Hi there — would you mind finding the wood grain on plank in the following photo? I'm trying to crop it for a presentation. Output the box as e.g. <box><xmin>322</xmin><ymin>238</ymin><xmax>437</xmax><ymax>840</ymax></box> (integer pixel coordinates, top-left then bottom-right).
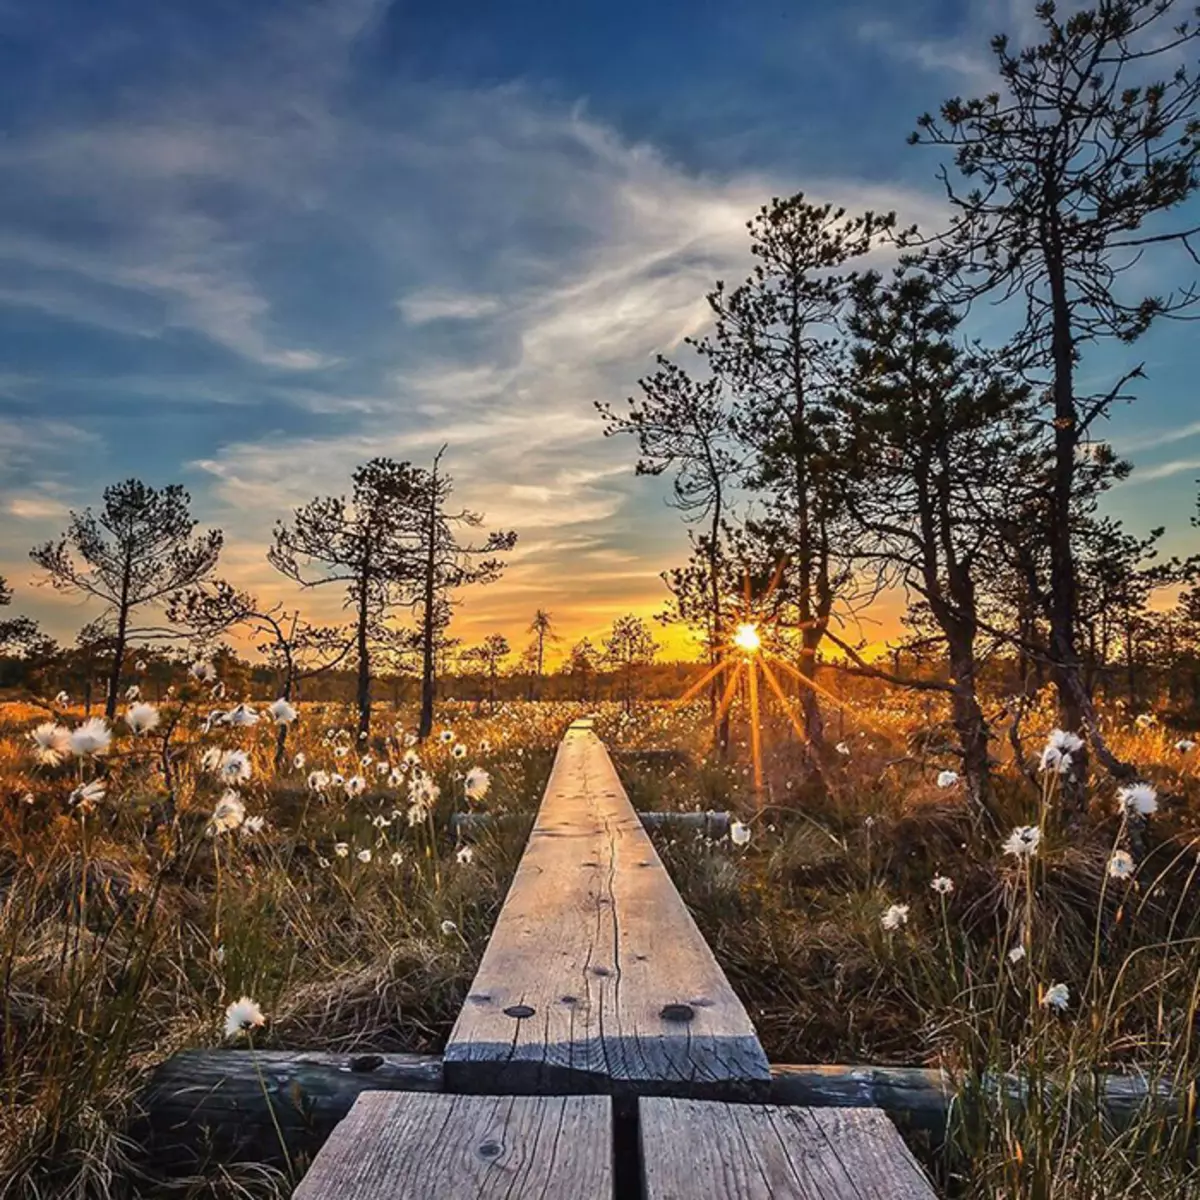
<box><xmin>639</xmin><ymin>1099</ymin><xmax>937</xmax><ymax>1199</ymax></box>
<box><xmin>444</xmin><ymin>720</ymin><xmax>770</xmax><ymax>1098</ymax></box>
<box><xmin>293</xmin><ymin>1092</ymin><xmax>611</xmax><ymax>1199</ymax></box>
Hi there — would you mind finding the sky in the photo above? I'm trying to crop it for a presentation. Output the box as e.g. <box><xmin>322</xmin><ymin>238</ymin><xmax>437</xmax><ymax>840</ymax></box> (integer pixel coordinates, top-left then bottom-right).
<box><xmin>0</xmin><ymin>0</ymin><xmax>1197</xmax><ymax>665</ymax></box>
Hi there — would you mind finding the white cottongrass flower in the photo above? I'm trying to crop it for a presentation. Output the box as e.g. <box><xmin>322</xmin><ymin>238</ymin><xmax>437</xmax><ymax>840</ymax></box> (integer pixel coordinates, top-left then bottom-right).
<box><xmin>125</xmin><ymin>702</ymin><xmax>160</xmax><ymax>735</ymax></box>
<box><xmin>835</xmin><ymin>742</ymin><xmax>851</xmax><ymax>756</ymax></box>
<box><xmin>439</xmin><ymin>730</ymin><xmax>454</xmax><ymax>744</ymax></box>
<box><xmin>334</xmin><ymin>842</ymin><xmax>350</xmax><ymax>859</ymax></box>
<box><xmin>317</xmin><ymin>855</ymin><xmax>331</xmax><ymax>869</ymax></box>
<box><xmin>210</xmin><ymin>790</ymin><xmax>246</xmax><ymax>835</ymax></box>
<box><xmin>1175</xmin><ymin>739</ymin><xmax>1196</xmax><ymax>754</ymax></box>
<box><xmin>226</xmin><ymin>703</ymin><xmax>259</xmax><ymax>728</ymax></box>
<box><xmin>224</xmin><ymin>997</ymin><xmax>265</xmax><ymax>1039</ymax></box>
<box><xmin>376</xmin><ymin>761</ymin><xmax>390</xmax><ymax>775</ymax></box>
<box><xmin>1041</xmin><ymin>982</ymin><xmax>1071</xmax><ymax>1011</ymax></box>
<box><xmin>390</xmin><ymin>851</ymin><xmax>404</xmax><ymax>866</ymax></box>
<box><xmin>1108</xmin><ymin>850</ymin><xmax>1135</xmax><ymax>880</ymax></box>
<box><xmin>69</xmin><ymin>718</ymin><xmax>112</xmax><ymax>757</ymax></box>
<box><xmin>1007</xmin><ymin>944</ymin><xmax>1027</xmax><ymax>964</ymax></box>
<box><xmin>190</xmin><ymin>661</ymin><xmax>216</xmax><ymax>684</ymax></box>
<box><xmin>307</xmin><ymin>770</ymin><xmax>330</xmax><ymax>792</ymax></box>
<box><xmin>465</xmin><ymin>767</ymin><xmax>491</xmax><ymax>802</ymax></box>
<box><xmin>345</xmin><ymin>775</ymin><xmax>367</xmax><ymax>798</ymax></box>
<box><xmin>211</xmin><ymin>681</ymin><xmax>227</xmax><ymax>700</ymax></box>
<box><xmin>1040</xmin><ymin>729</ymin><xmax>1084</xmax><ymax>775</ymax></box>
<box><xmin>1117</xmin><ymin>782</ymin><xmax>1158</xmax><ymax>817</ymax></box>
<box><xmin>201</xmin><ymin>710</ymin><xmax>228</xmax><ymax>733</ymax></box>
<box><xmin>930</xmin><ymin>874</ymin><xmax>955</xmax><ymax>895</ymax></box>
<box><xmin>881</xmin><ymin>903</ymin><xmax>910</xmax><ymax>931</ymax></box>
<box><xmin>452</xmin><ymin>743</ymin><xmax>467</xmax><ymax>760</ymax></box>
<box><xmin>293</xmin><ymin>752</ymin><xmax>306</xmax><ymax>770</ymax></box>
<box><xmin>29</xmin><ymin>722</ymin><xmax>71</xmax><ymax>765</ymax></box>
<box><xmin>54</xmin><ymin>690</ymin><xmax>70</xmax><ymax>705</ymax></box>
<box><xmin>218</xmin><ymin>749</ymin><xmax>252</xmax><ymax>785</ymax></box>
<box><xmin>936</xmin><ymin>770</ymin><xmax>959</xmax><ymax>789</ymax></box>
<box><xmin>403</xmin><ymin>749</ymin><xmax>420</xmax><ymax>767</ymax></box>
<box><xmin>456</xmin><ymin>844</ymin><xmax>475</xmax><ymax>866</ymax></box>
<box><xmin>125</xmin><ymin>684</ymin><xmax>140</xmax><ymax>701</ymax></box>
<box><xmin>729</xmin><ymin>820</ymin><xmax>751</xmax><ymax>847</ymax></box>
<box><xmin>334</xmin><ymin>745</ymin><xmax>349</xmax><ymax>759</ymax></box>
<box><xmin>267</xmin><ymin>698</ymin><xmax>298</xmax><ymax>725</ymax></box>
<box><xmin>201</xmin><ymin>747</ymin><xmax>222</xmax><ymax>772</ymax></box>
<box><xmin>440</xmin><ymin>920</ymin><xmax>458</xmax><ymax>935</ymax></box>
<box><xmin>330</xmin><ymin>772</ymin><xmax>345</xmax><ymax>789</ymax></box>
<box><xmin>69</xmin><ymin>779</ymin><xmax>107</xmax><ymax>812</ymax></box>
<box><xmin>1134</xmin><ymin>713</ymin><xmax>1157</xmax><ymax>729</ymax></box>
<box><xmin>356</xmin><ymin>848</ymin><xmax>372</xmax><ymax>864</ymax></box>
<box><xmin>243</xmin><ymin>815</ymin><xmax>266</xmax><ymax>835</ymax></box>
<box><xmin>1002</xmin><ymin>825</ymin><xmax>1041</xmax><ymax>859</ymax></box>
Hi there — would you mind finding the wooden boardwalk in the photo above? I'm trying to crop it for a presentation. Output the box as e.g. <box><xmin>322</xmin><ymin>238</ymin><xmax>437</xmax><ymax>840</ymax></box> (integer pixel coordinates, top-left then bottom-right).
<box><xmin>288</xmin><ymin>719</ymin><xmax>936</xmax><ymax>1197</ymax></box>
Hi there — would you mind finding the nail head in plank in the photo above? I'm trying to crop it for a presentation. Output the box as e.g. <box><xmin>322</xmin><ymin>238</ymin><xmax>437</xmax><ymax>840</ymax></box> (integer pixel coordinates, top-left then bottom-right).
<box><xmin>443</xmin><ymin>724</ymin><xmax>770</xmax><ymax>1098</ymax></box>
<box><xmin>293</xmin><ymin>1092</ymin><xmax>612</xmax><ymax>1200</ymax></box>
<box><xmin>639</xmin><ymin>1098</ymin><xmax>938</xmax><ymax>1199</ymax></box>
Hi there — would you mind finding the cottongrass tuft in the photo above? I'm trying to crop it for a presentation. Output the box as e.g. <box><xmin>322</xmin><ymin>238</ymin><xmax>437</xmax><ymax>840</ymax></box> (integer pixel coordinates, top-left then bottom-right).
<box><xmin>881</xmin><ymin>903</ymin><xmax>910</xmax><ymax>931</ymax></box>
<box><xmin>930</xmin><ymin>874</ymin><xmax>955</xmax><ymax>895</ymax></box>
<box><xmin>209</xmin><ymin>790</ymin><xmax>246</xmax><ymax>835</ymax></box>
<box><xmin>69</xmin><ymin>717</ymin><xmax>112</xmax><ymax>757</ymax></box>
<box><xmin>1002</xmin><ymin>825</ymin><xmax>1041</xmax><ymax>859</ymax></box>
<box><xmin>69</xmin><ymin>779</ymin><xmax>107</xmax><ymax>812</ymax></box>
<box><xmin>124</xmin><ymin>702</ymin><xmax>159</xmax><ymax>735</ymax></box>
<box><xmin>465</xmin><ymin>766</ymin><xmax>491</xmax><ymax>801</ymax></box>
<box><xmin>1040</xmin><ymin>981</ymin><xmax>1070</xmax><ymax>1011</ymax></box>
<box><xmin>1108</xmin><ymin>850</ymin><xmax>1135</xmax><ymax>880</ymax></box>
<box><xmin>29</xmin><ymin>721</ymin><xmax>71</xmax><ymax>765</ymax></box>
<box><xmin>936</xmin><ymin>770</ymin><xmax>959</xmax><ymax>788</ymax></box>
<box><xmin>1117</xmin><ymin>782</ymin><xmax>1158</xmax><ymax>817</ymax></box>
<box><xmin>267</xmin><ymin>698</ymin><xmax>298</xmax><ymax>725</ymax></box>
<box><xmin>729</xmin><ymin>820</ymin><xmax>751</xmax><ymax>847</ymax></box>
<box><xmin>223</xmin><ymin>996</ymin><xmax>265</xmax><ymax>1040</ymax></box>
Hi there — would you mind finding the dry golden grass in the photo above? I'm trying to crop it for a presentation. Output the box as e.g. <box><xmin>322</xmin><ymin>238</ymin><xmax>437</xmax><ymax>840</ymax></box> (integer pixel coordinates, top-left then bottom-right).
<box><xmin>2</xmin><ymin>681</ymin><xmax>1200</xmax><ymax>1197</ymax></box>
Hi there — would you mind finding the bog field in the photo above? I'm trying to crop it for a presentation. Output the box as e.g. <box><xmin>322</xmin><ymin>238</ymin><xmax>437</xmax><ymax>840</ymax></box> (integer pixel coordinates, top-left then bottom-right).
<box><xmin>2</xmin><ymin>684</ymin><xmax>1200</xmax><ymax>1198</ymax></box>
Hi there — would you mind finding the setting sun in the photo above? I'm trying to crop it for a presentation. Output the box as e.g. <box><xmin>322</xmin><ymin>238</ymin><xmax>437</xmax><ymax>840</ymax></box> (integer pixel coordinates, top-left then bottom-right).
<box><xmin>733</xmin><ymin>622</ymin><xmax>761</xmax><ymax>654</ymax></box>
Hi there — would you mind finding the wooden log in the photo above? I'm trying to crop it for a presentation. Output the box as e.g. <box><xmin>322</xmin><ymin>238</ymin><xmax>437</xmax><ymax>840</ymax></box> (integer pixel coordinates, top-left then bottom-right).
<box><xmin>443</xmin><ymin>719</ymin><xmax>771</xmax><ymax>1099</ymax></box>
<box><xmin>294</xmin><ymin>1092</ymin><xmax>612</xmax><ymax>1200</ymax></box>
<box><xmin>132</xmin><ymin>1049</ymin><xmax>441</xmax><ymax>1171</ymax></box>
<box><xmin>132</xmin><ymin>1050</ymin><xmax>1185</xmax><ymax>1172</ymax></box>
<box><xmin>639</xmin><ymin>1098</ymin><xmax>937</xmax><ymax>1199</ymax></box>
<box><xmin>451</xmin><ymin>809</ymin><xmax>731</xmax><ymax>837</ymax></box>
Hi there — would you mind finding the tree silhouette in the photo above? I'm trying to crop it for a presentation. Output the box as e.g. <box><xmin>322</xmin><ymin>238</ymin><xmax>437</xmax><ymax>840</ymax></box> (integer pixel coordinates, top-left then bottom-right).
<box><xmin>463</xmin><ymin>633</ymin><xmax>510</xmax><ymax>710</ymax></box>
<box><xmin>909</xmin><ymin>0</ymin><xmax>1200</xmax><ymax>797</ymax></box>
<box><xmin>604</xmin><ymin>615</ymin><xmax>658</xmax><ymax>712</ymax></box>
<box><xmin>599</xmin><ymin>359</ymin><xmax>738</xmax><ymax>742</ymax></box>
<box><xmin>839</xmin><ymin>265</ymin><xmax>1037</xmax><ymax>814</ymax></box>
<box><xmin>525</xmin><ymin>609</ymin><xmax>559</xmax><ymax>699</ymax></box>
<box><xmin>269</xmin><ymin>458</ymin><xmax>423</xmax><ymax>736</ymax></box>
<box><xmin>0</xmin><ymin>575</ymin><xmax>41</xmax><ymax>657</ymax></box>
<box><xmin>30</xmin><ymin>480</ymin><xmax>222</xmax><ymax>718</ymax></box>
<box><xmin>706</xmin><ymin>194</ymin><xmax>894</xmax><ymax>747</ymax></box>
<box><xmin>169</xmin><ymin>580</ymin><xmax>353</xmax><ymax>766</ymax></box>
<box><xmin>410</xmin><ymin>447</ymin><xmax>516</xmax><ymax>740</ymax></box>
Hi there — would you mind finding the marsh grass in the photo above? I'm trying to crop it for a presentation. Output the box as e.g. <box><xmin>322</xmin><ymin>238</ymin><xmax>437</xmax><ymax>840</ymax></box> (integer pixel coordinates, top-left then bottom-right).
<box><xmin>621</xmin><ymin>691</ymin><xmax>1200</xmax><ymax>1198</ymax></box>
<box><xmin>3</xmin><ymin>684</ymin><xmax>1200</xmax><ymax>1197</ymax></box>
<box><xmin>0</xmin><ymin>694</ymin><xmax>563</xmax><ymax>1198</ymax></box>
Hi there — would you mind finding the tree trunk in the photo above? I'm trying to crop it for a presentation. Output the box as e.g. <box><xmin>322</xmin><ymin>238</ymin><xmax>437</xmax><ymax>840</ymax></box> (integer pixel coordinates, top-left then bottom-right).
<box><xmin>105</xmin><ymin>604</ymin><xmax>129</xmax><ymax>720</ymax></box>
<box><xmin>355</xmin><ymin>571</ymin><xmax>371</xmax><ymax>739</ymax></box>
<box><xmin>417</xmin><ymin>471</ymin><xmax>439</xmax><ymax>741</ymax></box>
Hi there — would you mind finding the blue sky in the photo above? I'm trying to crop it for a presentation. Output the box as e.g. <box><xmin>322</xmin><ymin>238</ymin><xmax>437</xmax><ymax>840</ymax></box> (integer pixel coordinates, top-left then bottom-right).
<box><xmin>1</xmin><ymin>0</ymin><xmax>1196</xmax><ymax>658</ymax></box>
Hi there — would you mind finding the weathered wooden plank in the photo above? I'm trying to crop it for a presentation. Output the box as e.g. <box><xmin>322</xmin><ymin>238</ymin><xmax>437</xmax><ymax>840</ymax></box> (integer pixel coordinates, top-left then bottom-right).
<box><xmin>639</xmin><ymin>1098</ymin><xmax>937</xmax><ymax>1199</ymax></box>
<box><xmin>293</xmin><ymin>1092</ymin><xmax>612</xmax><ymax>1199</ymax></box>
<box><xmin>133</xmin><ymin>1050</ymin><xmax>442</xmax><ymax>1170</ymax></box>
<box><xmin>444</xmin><ymin>720</ymin><xmax>770</xmax><ymax>1098</ymax></box>
<box><xmin>452</xmin><ymin>809</ymin><xmax>732</xmax><ymax>836</ymax></box>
